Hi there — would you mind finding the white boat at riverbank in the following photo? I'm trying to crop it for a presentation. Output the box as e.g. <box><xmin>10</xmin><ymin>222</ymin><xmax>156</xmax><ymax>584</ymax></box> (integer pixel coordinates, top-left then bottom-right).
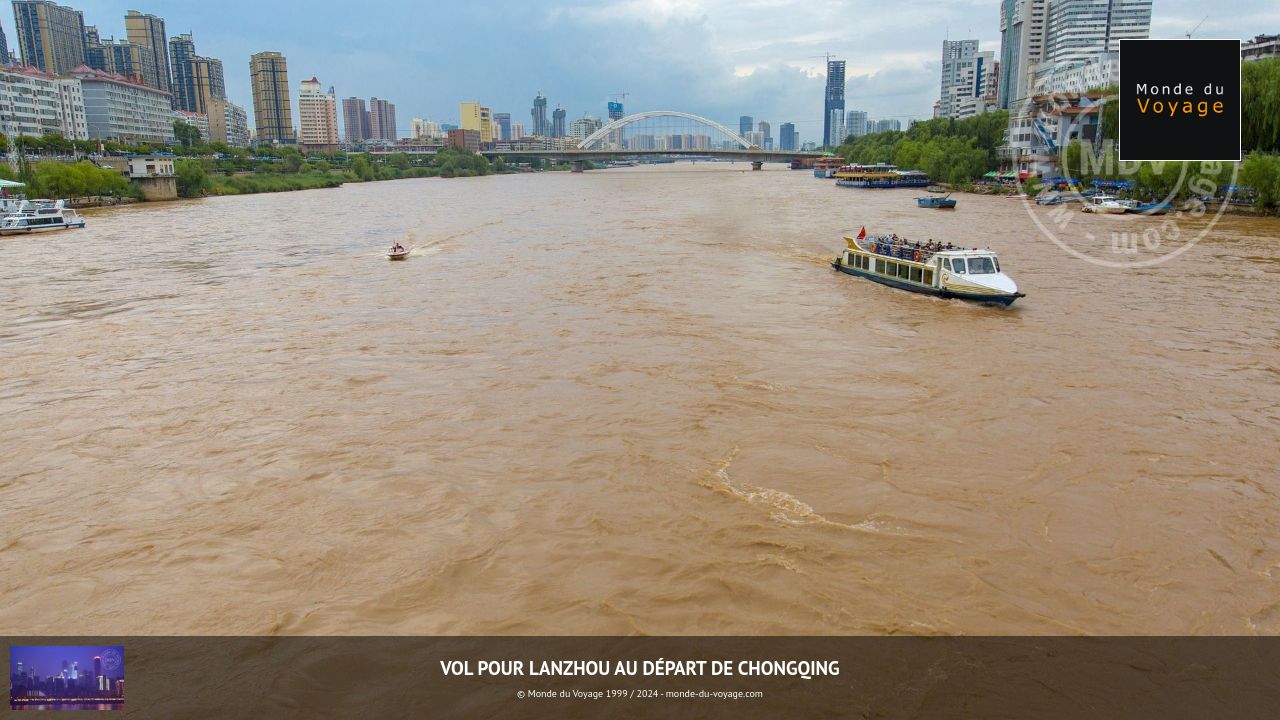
<box><xmin>1081</xmin><ymin>195</ymin><xmax>1135</xmax><ymax>214</ymax></box>
<box><xmin>0</xmin><ymin>199</ymin><xmax>86</xmax><ymax>235</ymax></box>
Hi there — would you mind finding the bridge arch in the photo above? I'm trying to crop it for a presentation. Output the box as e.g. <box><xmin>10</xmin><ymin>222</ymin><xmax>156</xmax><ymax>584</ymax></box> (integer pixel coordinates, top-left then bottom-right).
<box><xmin>577</xmin><ymin>111</ymin><xmax>759</xmax><ymax>150</ymax></box>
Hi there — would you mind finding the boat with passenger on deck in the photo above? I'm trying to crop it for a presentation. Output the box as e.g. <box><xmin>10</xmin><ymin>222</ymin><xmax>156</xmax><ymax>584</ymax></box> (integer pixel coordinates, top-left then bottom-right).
<box><xmin>0</xmin><ymin>199</ymin><xmax>86</xmax><ymax>235</ymax></box>
<box><xmin>813</xmin><ymin>157</ymin><xmax>843</xmax><ymax>178</ymax></box>
<box><xmin>831</xmin><ymin>228</ymin><xmax>1024</xmax><ymax>306</ymax></box>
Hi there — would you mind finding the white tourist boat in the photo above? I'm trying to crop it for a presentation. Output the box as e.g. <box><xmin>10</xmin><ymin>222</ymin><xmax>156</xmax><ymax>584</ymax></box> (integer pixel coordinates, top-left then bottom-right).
<box><xmin>1081</xmin><ymin>195</ymin><xmax>1135</xmax><ymax>214</ymax></box>
<box><xmin>832</xmin><ymin>230</ymin><xmax>1024</xmax><ymax>306</ymax></box>
<box><xmin>0</xmin><ymin>199</ymin><xmax>86</xmax><ymax>235</ymax></box>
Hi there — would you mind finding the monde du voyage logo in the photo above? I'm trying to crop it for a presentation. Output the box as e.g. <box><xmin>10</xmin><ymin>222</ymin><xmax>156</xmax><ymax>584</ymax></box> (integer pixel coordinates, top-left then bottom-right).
<box><xmin>1120</xmin><ymin>39</ymin><xmax>1242</xmax><ymax>162</ymax></box>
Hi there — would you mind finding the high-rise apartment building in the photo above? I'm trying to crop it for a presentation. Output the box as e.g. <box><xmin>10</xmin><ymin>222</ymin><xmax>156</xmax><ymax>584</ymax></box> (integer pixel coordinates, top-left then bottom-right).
<box><xmin>530</xmin><ymin>92</ymin><xmax>547</xmax><ymax>136</ymax></box>
<box><xmin>459</xmin><ymin>101</ymin><xmax>481</xmax><ymax>135</ymax></box>
<box><xmin>368</xmin><ymin>97</ymin><xmax>395</xmax><ymax>141</ymax></box>
<box><xmin>297</xmin><ymin>76</ymin><xmax>338</xmax><ymax>152</ymax></box>
<box><xmin>551</xmin><ymin>106</ymin><xmax>565</xmax><ymax>137</ymax></box>
<box><xmin>341</xmin><ymin>97</ymin><xmax>369</xmax><ymax>142</ymax></box>
<box><xmin>823</xmin><ymin>58</ymin><xmax>845</xmax><ymax>147</ymax></box>
<box><xmin>1044</xmin><ymin>0</ymin><xmax>1151</xmax><ymax>66</ymax></box>
<box><xmin>207</xmin><ymin>97</ymin><xmax>250</xmax><ymax>147</ymax></box>
<box><xmin>13</xmin><ymin>0</ymin><xmax>86</xmax><ymax>75</ymax></box>
<box><xmin>939</xmin><ymin>39</ymin><xmax>997</xmax><ymax>119</ymax></box>
<box><xmin>738</xmin><ymin>115</ymin><xmax>752</xmax><ymax>137</ymax></box>
<box><xmin>480</xmin><ymin>106</ymin><xmax>492</xmax><ymax>144</ymax></box>
<box><xmin>168</xmin><ymin>33</ymin><xmax>194</xmax><ymax>110</ymax></box>
<box><xmin>169</xmin><ymin>34</ymin><xmax>223</xmax><ymax>114</ymax></box>
<box><xmin>105</xmin><ymin>39</ymin><xmax>160</xmax><ymax>90</ymax></box>
<box><xmin>249</xmin><ymin>51</ymin><xmax>294</xmax><ymax>144</ymax></box>
<box><xmin>0</xmin><ymin>18</ymin><xmax>8</xmax><ymax>63</ymax></box>
<box><xmin>124</xmin><ymin>10</ymin><xmax>169</xmax><ymax>95</ymax></box>
<box><xmin>997</xmin><ymin>0</ymin><xmax>1048</xmax><ymax>108</ymax></box>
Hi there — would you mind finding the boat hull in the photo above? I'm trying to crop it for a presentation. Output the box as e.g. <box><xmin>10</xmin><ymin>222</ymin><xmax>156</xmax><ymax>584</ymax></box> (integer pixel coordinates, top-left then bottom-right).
<box><xmin>388</xmin><ymin>252</ymin><xmax>410</xmax><ymax>260</ymax></box>
<box><xmin>0</xmin><ymin>221</ymin><xmax>85</xmax><ymax>235</ymax></box>
<box><xmin>916</xmin><ymin>198</ymin><xmax>957</xmax><ymax>208</ymax></box>
<box><xmin>832</xmin><ymin>261</ymin><xmax>1022</xmax><ymax>306</ymax></box>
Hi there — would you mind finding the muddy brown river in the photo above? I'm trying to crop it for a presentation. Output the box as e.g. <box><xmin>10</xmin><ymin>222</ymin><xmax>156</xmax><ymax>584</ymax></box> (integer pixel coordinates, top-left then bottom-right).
<box><xmin>2</xmin><ymin>164</ymin><xmax>1277</xmax><ymax>635</ymax></box>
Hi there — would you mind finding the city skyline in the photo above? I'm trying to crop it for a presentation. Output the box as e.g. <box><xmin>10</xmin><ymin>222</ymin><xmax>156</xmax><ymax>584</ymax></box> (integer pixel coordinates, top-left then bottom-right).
<box><xmin>0</xmin><ymin>0</ymin><xmax>1275</xmax><ymax>139</ymax></box>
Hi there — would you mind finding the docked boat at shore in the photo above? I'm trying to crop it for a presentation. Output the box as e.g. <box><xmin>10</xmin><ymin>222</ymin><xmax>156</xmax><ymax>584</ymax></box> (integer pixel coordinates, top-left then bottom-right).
<box><xmin>0</xmin><ymin>199</ymin><xmax>86</xmax><ymax>235</ymax></box>
<box><xmin>833</xmin><ymin>163</ymin><xmax>929</xmax><ymax>189</ymax></box>
<box><xmin>1127</xmin><ymin>201</ymin><xmax>1172</xmax><ymax>215</ymax></box>
<box><xmin>1081</xmin><ymin>195</ymin><xmax>1135</xmax><ymax>214</ymax></box>
<box><xmin>832</xmin><ymin>229</ymin><xmax>1024</xmax><ymax>305</ymax></box>
<box><xmin>813</xmin><ymin>158</ymin><xmax>843</xmax><ymax>178</ymax></box>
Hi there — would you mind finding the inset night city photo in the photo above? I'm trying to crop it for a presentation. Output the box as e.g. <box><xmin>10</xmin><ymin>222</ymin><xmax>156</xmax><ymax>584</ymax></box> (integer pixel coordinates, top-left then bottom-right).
<box><xmin>9</xmin><ymin>646</ymin><xmax>124</xmax><ymax>711</ymax></box>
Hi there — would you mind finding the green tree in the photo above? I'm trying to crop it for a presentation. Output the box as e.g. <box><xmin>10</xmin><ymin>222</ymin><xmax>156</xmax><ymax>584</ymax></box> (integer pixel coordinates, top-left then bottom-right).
<box><xmin>175</xmin><ymin>159</ymin><xmax>212</xmax><ymax>198</ymax></box>
<box><xmin>1242</xmin><ymin>58</ymin><xmax>1280</xmax><ymax>153</ymax></box>
<box><xmin>1240</xmin><ymin>152</ymin><xmax>1280</xmax><ymax>209</ymax></box>
<box><xmin>350</xmin><ymin>154</ymin><xmax>375</xmax><ymax>181</ymax></box>
<box><xmin>173</xmin><ymin>120</ymin><xmax>202</xmax><ymax>147</ymax></box>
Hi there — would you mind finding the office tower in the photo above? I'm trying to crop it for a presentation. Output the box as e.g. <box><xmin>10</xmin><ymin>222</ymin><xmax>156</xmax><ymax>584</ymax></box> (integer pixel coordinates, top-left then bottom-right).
<box><xmin>298</xmin><ymin>76</ymin><xmax>338</xmax><ymax>152</ymax></box>
<box><xmin>368</xmin><ymin>97</ymin><xmax>396</xmax><ymax>140</ymax></box>
<box><xmin>551</xmin><ymin>106</ymin><xmax>565</xmax><ymax>137</ymax></box>
<box><xmin>739</xmin><ymin>115</ymin><xmax>752</xmax><ymax>137</ymax></box>
<box><xmin>530</xmin><ymin>92</ymin><xmax>547</xmax><ymax>136</ymax></box>
<box><xmin>823</xmin><ymin>58</ymin><xmax>845</xmax><ymax>146</ymax></box>
<box><xmin>124</xmin><ymin>10</ymin><xmax>169</xmax><ymax>95</ymax></box>
<box><xmin>480</xmin><ymin>106</ymin><xmax>492</xmax><ymax>143</ymax></box>
<box><xmin>778</xmin><ymin>122</ymin><xmax>796</xmax><ymax>151</ymax></box>
<box><xmin>249</xmin><ymin>51</ymin><xmax>295</xmax><ymax>143</ymax></box>
<box><xmin>1044</xmin><ymin>0</ymin><xmax>1151</xmax><ymax>65</ymax></box>
<box><xmin>493</xmin><ymin>112</ymin><xmax>510</xmax><ymax>141</ymax></box>
<box><xmin>756</xmin><ymin>120</ymin><xmax>771</xmax><ymax>150</ymax></box>
<box><xmin>94</xmin><ymin>656</ymin><xmax>101</xmax><ymax>678</ymax></box>
<box><xmin>13</xmin><ymin>0</ymin><xmax>86</xmax><ymax>74</ymax></box>
<box><xmin>998</xmin><ymin>0</ymin><xmax>1048</xmax><ymax>108</ymax></box>
<box><xmin>342</xmin><ymin>97</ymin><xmax>369</xmax><ymax>142</ymax></box>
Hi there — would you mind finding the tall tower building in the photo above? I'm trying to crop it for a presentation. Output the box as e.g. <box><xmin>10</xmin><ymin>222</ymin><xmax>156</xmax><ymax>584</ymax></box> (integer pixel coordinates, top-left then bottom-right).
<box><xmin>298</xmin><ymin>76</ymin><xmax>339</xmax><ymax>152</ymax></box>
<box><xmin>341</xmin><ymin>97</ymin><xmax>369</xmax><ymax>142</ymax></box>
<box><xmin>1044</xmin><ymin>0</ymin><xmax>1151</xmax><ymax>66</ymax></box>
<box><xmin>551</xmin><ymin>106</ymin><xmax>566</xmax><ymax>138</ymax></box>
<box><xmin>530</xmin><ymin>92</ymin><xmax>547</xmax><ymax>136</ymax></box>
<box><xmin>169</xmin><ymin>33</ymin><xmax>195</xmax><ymax>110</ymax></box>
<box><xmin>757</xmin><ymin>120</ymin><xmax>771</xmax><ymax>150</ymax></box>
<box><xmin>249</xmin><ymin>51</ymin><xmax>294</xmax><ymax>144</ymax></box>
<box><xmin>939</xmin><ymin>39</ymin><xmax>995</xmax><ymax>119</ymax></box>
<box><xmin>106</xmin><ymin>39</ymin><xmax>160</xmax><ymax>89</ymax></box>
<box><xmin>0</xmin><ymin>18</ymin><xmax>8</xmax><ymax>64</ymax></box>
<box><xmin>778</xmin><ymin>122</ymin><xmax>797</xmax><ymax>151</ymax></box>
<box><xmin>738</xmin><ymin>115</ymin><xmax>753</xmax><ymax>137</ymax></box>
<box><xmin>13</xmin><ymin>0</ymin><xmax>86</xmax><ymax>75</ymax></box>
<box><xmin>124</xmin><ymin>10</ymin><xmax>169</xmax><ymax>95</ymax></box>
<box><xmin>459</xmin><ymin>101</ymin><xmax>481</xmax><ymax>134</ymax></box>
<box><xmin>368</xmin><ymin>97</ymin><xmax>396</xmax><ymax>141</ymax></box>
<box><xmin>493</xmin><ymin>112</ymin><xmax>511</xmax><ymax>142</ymax></box>
<box><xmin>823</xmin><ymin>58</ymin><xmax>845</xmax><ymax>147</ymax></box>
<box><xmin>997</xmin><ymin>0</ymin><xmax>1048</xmax><ymax>108</ymax></box>
<box><xmin>93</xmin><ymin>656</ymin><xmax>101</xmax><ymax>679</ymax></box>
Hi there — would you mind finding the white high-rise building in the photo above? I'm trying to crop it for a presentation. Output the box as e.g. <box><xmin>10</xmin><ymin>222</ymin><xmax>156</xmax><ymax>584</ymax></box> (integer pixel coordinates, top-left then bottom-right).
<box><xmin>411</xmin><ymin>117</ymin><xmax>442</xmax><ymax>139</ymax></box>
<box><xmin>297</xmin><ymin>76</ymin><xmax>339</xmax><ymax>152</ymax></box>
<box><xmin>509</xmin><ymin>122</ymin><xmax>524</xmax><ymax>139</ymax></box>
<box><xmin>998</xmin><ymin>0</ymin><xmax>1048</xmax><ymax>109</ymax></box>
<box><xmin>939</xmin><ymin>39</ymin><xmax>996</xmax><ymax>119</ymax></box>
<box><xmin>569</xmin><ymin>115</ymin><xmax>602</xmax><ymax>142</ymax></box>
<box><xmin>843</xmin><ymin>110</ymin><xmax>868</xmax><ymax>139</ymax></box>
<box><xmin>1044</xmin><ymin>0</ymin><xmax>1151</xmax><ymax>66</ymax></box>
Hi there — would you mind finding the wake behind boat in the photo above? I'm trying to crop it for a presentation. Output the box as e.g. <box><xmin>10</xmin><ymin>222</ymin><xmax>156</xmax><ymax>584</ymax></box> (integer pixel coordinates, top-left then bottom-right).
<box><xmin>0</xmin><ymin>199</ymin><xmax>86</xmax><ymax>235</ymax></box>
<box><xmin>831</xmin><ymin>228</ymin><xmax>1024</xmax><ymax>306</ymax></box>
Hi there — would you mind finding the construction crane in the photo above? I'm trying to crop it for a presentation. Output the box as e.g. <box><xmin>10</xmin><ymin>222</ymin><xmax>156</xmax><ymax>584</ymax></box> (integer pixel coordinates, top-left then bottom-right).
<box><xmin>1186</xmin><ymin>15</ymin><xmax>1208</xmax><ymax>39</ymax></box>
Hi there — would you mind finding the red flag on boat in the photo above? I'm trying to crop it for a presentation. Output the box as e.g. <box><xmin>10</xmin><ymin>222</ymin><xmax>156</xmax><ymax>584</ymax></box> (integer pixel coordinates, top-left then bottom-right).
<box><xmin>856</xmin><ymin>226</ymin><xmax>866</xmax><ymax>240</ymax></box>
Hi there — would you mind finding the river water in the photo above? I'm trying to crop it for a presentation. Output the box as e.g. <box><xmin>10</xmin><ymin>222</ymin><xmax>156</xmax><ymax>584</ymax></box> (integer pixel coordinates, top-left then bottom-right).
<box><xmin>2</xmin><ymin>164</ymin><xmax>1278</xmax><ymax>635</ymax></box>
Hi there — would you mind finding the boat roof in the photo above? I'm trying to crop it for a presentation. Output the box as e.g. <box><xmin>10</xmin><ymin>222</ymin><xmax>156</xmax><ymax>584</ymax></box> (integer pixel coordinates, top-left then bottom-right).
<box><xmin>844</xmin><ymin>236</ymin><xmax>1000</xmax><ymax>257</ymax></box>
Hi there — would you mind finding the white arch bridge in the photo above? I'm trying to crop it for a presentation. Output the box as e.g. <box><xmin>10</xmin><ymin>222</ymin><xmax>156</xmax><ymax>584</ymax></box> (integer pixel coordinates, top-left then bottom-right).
<box><xmin>477</xmin><ymin>110</ymin><xmax>822</xmax><ymax>170</ymax></box>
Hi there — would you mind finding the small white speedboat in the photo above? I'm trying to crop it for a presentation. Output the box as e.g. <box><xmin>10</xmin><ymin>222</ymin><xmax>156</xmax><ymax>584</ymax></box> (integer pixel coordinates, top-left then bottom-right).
<box><xmin>1081</xmin><ymin>195</ymin><xmax>1135</xmax><ymax>214</ymax></box>
<box><xmin>388</xmin><ymin>245</ymin><xmax>410</xmax><ymax>260</ymax></box>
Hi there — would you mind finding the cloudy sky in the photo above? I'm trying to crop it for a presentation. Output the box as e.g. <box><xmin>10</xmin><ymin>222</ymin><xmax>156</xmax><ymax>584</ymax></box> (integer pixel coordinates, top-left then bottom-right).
<box><xmin>36</xmin><ymin>1</ymin><xmax>1280</xmax><ymax>143</ymax></box>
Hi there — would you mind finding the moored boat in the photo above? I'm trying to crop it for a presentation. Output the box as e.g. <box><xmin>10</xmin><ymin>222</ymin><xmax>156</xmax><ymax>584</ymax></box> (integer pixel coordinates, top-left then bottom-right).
<box><xmin>1081</xmin><ymin>194</ymin><xmax>1134</xmax><ymax>214</ymax></box>
<box><xmin>813</xmin><ymin>158</ymin><xmax>843</xmax><ymax>178</ymax></box>
<box><xmin>831</xmin><ymin>229</ymin><xmax>1023</xmax><ymax>306</ymax></box>
<box><xmin>0</xmin><ymin>199</ymin><xmax>86</xmax><ymax>235</ymax></box>
<box><xmin>916</xmin><ymin>195</ymin><xmax>957</xmax><ymax>209</ymax></box>
<box><xmin>1127</xmin><ymin>201</ymin><xmax>1172</xmax><ymax>215</ymax></box>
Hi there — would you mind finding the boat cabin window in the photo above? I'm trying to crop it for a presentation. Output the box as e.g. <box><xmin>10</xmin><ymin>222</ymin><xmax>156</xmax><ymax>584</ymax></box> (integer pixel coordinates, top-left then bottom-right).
<box><xmin>896</xmin><ymin>264</ymin><xmax>909</xmax><ymax>279</ymax></box>
<box><xmin>950</xmin><ymin>258</ymin><xmax>966</xmax><ymax>274</ymax></box>
<box><xmin>967</xmin><ymin>257</ymin><xmax>997</xmax><ymax>274</ymax></box>
<box><xmin>910</xmin><ymin>267</ymin><xmax>923</xmax><ymax>283</ymax></box>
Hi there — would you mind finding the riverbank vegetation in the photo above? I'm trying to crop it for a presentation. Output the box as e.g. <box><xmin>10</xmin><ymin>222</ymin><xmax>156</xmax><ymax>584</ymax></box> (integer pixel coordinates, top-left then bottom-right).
<box><xmin>0</xmin><ymin>159</ymin><xmax>139</xmax><ymax>200</ymax></box>
<box><xmin>833</xmin><ymin>112</ymin><xmax>1008</xmax><ymax>185</ymax></box>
